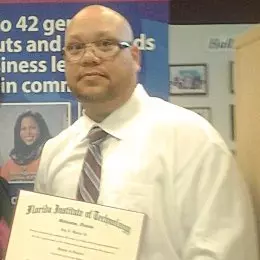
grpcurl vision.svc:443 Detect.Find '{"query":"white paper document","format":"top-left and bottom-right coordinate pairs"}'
top-left (6, 190), bottom-right (146, 260)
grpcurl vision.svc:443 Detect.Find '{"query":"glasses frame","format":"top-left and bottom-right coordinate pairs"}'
top-left (62, 39), bottom-right (132, 62)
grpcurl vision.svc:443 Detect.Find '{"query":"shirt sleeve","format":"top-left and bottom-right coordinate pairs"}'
top-left (181, 143), bottom-right (259, 260)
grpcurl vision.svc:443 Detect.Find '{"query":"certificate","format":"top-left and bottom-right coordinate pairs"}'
top-left (5, 190), bottom-right (146, 260)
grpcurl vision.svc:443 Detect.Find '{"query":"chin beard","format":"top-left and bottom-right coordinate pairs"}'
top-left (77, 93), bottom-right (106, 103)
top-left (76, 89), bottom-right (114, 103)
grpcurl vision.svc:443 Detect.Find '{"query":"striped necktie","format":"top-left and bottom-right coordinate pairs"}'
top-left (77, 126), bottom-right (108, 203)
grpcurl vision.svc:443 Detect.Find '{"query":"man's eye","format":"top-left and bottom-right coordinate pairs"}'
top-left (67, 44), bottom-right (84, 51)
top-left (97, 40), bottom-right (115, 49)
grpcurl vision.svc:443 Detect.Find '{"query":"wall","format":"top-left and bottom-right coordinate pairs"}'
top-left (168, 24), bottom-right (253, 150)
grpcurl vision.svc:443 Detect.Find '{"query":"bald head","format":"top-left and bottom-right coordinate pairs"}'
top-left (64, 4), bottom-right (141, 120)
top-left (66, 5), bottom-right (134, 42)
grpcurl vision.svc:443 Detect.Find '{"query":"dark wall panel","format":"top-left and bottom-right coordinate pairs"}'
top-left (170, 0), bottom-right (260, 24)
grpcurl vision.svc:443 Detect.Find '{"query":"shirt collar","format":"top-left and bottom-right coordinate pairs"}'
top-left (78, 84), bottom-right (150, 141)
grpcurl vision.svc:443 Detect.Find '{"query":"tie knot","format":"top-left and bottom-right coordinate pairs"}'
top-left (88, 126), bottom-right (108, 145)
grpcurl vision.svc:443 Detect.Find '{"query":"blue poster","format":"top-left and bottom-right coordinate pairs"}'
top-left (0, 0), bottom-right (169, 205)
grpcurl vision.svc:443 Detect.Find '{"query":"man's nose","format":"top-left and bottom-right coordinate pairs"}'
top-left (80, 46), bottom-right (101, 65)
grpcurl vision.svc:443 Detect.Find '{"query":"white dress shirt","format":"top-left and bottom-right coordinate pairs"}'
top-left (35, 84), bottom-right (259, 260)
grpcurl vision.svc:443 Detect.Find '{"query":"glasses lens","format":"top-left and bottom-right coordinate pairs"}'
top-left (64, 40), bottom-right (122, 61)
top-left (65, 43), bottom-right (85, 61)
top-left (94, 40), bottom-right (119, 58)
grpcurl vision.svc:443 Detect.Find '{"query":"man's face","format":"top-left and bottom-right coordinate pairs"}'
top-left (64, 12), bottom-right (140, 104)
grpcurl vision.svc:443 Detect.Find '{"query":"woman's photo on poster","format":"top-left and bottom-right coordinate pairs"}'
top-left (0, 103), bottom-right (71, 183)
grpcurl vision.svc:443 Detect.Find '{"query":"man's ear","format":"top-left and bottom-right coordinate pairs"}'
top-left (131, 45), bottom-right (141, 72)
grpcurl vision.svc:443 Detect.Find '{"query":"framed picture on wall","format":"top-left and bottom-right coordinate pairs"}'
top-left (185, 107), bottom-right (212, 122)
top-left (230, 104), bottom-right (236, 141)
top-left (229, 61), bottom-right (235, 94)
top-left (169, 63), bottom-right (208, 95)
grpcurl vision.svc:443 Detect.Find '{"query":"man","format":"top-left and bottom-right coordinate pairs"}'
top-left (34, 5), bottom-right (259, 260)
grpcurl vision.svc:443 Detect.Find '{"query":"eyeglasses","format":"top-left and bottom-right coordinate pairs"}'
top-left (62, 39), bottom-right (132, 62)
